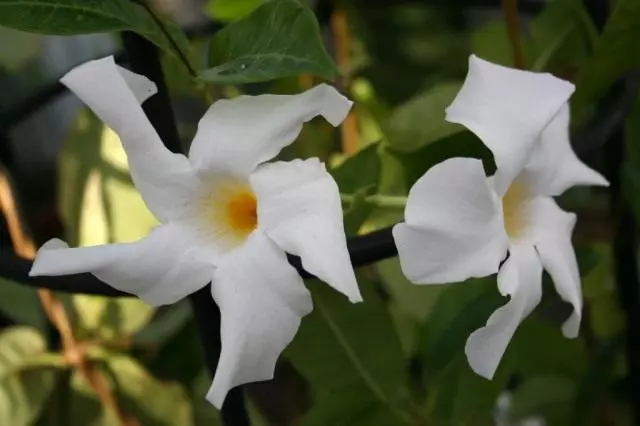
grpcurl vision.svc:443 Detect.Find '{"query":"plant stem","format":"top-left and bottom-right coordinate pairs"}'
top-left (341, 193), bottom-right (407, 209)
top-left (501, 0), bottom-right (525, 69)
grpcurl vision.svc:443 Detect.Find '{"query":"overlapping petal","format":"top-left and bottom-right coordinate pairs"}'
top-left (445, 55), bottom-right (575, 195)
top-left (29, 224), bottom-right (213, 306)
top-left (188, 84), bottom-right (352, 175)
top-left (251, 158), bottom-right (362, 302)
top-left (521, 105), bottom-right (609, 196)
top-left (393, 157), bottom-right (508, 284)
top-left (61, 56), bottom-right (199, 222)
top-left (207, 232), bottom-right (313, 408)
top-left (465, 243), bottom-right (543, 379)
top-left (525, 197), bottom-right (583, 338)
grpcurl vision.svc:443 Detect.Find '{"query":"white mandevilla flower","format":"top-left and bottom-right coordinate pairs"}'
top-left (393, 55), bottom-right (608, 379)
top-left (29, 56), bottom-right (362, 407)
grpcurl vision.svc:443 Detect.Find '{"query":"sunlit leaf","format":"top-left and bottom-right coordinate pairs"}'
top-left (204, 0), bottom-right (264, 22)
top-left (201, 0), bottom-right (337, 84)
top-left (0, 277), bottom-right (46, 331)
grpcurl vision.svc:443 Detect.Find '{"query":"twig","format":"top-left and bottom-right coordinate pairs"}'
top-left (501, 0), bottom-right (526, 69)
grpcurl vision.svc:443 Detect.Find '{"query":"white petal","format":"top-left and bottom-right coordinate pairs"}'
top-left (29, 223), bottom-right (212, 306)
top-left (445, 55), bottom-right (575, 195)
top-left (188, 84), bottom-right (352, 175)
top-left (521, 104), bottom-right (609, 196)
top-left (207, 231), bottom-right (312, 408)
top-left (392, 157), bottom-right (508, 284)
top-left (525, 197), bottom-right (582, 338)
top-left (465, 243), bottom-right (542, 379)
top-left (251, 158), bottom-right (361, 302)
top-left (61, 56), bottom-right (199, 222)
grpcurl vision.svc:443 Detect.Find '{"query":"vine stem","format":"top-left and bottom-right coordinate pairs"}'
top-left (341, 193), bottom-right (407, 209)
top-left (501, 0), bottom-right (525, 69)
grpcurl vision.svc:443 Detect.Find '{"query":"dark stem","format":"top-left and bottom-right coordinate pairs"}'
top-left (501, 0), bottom-right (525, 69)
top-left (120, 31), bottom-right (249, 426)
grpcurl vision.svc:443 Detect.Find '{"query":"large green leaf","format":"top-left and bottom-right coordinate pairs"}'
top-left (0, 327), bottom-right (60, 426)
top-left (511, 376), bottom-right (576, 426)
top-left (201, 0), bottom-right (337, 84)
top-left (0, 0), bottom-right (190, 64)
top-left (286, 279), bottom-right (410, 425)
top-left (383, 82), bottom-right (463, 153)
top-left (572, 0), bottom-right (640, 122)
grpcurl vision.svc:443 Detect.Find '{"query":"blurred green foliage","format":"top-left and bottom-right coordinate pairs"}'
top-left (0, 0), bottom-right (637, 424)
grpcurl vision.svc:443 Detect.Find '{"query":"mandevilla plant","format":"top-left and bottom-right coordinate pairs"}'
top-left (0, 0), bottom-right (638, 426)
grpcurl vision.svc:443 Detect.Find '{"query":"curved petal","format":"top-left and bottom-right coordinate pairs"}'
top-left (61, 56), bottom-right (199, 222)
top-left (188, 84), bottom-right (352, 175)
top-left (525, 197), bottom-right (582, 338)
top-left (207, 231), bottom-right (313, 408)
top-left (521, 104), bottom-right (609, 196)
top-left (392, 157), bottom-right (508, 284)
top-left (29, 223), bottom-right (213, 306)
top-left (445, 55), bottom-right (575, 195)
top-left (465, 243), bottom-right (542, 379)
top-left (251, 158), bottom-right (361, 302)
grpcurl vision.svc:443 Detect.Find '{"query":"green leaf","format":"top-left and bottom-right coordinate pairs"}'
top-left (132, 302), bottom-right (192, 346)
top-left (201, 0), bottom-right (337, 84)
top-left (106, 354), bottom-right (193, 426)
top-left (0, 0), bottom-right (190, 65)
top-left (0, 327), bottom-right (59, 426)
top-left (383, 82), bottom-right (463, 152)
top-left (420, 277), bottom-right (502, 377)
top-left (572, 0), bottom-right (640, 122)
top-left (0, 277), bottom-right (46, 331)
top-left (204, 0), bottom-right (264, 22)
top-left (286, 279), bottom-right (410, 425)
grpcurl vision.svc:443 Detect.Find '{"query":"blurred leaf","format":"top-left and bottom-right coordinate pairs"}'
top-left (420, 277), bottom-right (502, 378)
top-left (390, 131), bottom-right (495, 189)
top-left (106, 354), bottom-right (193, 426)
top-left (472, 21), bottom-right (515, 67)
top-left (204, 0), bottom-right (263, 22)
top-left (202, 0), bottom-right (337, 84)
top-left (191, 369), bottom-right (222, 425)
top-left (377, 258), bottom-right (444, 324)
top-left (511, 376), bottom-right (576, 426)
top-left (0, 327), bottom-right (59, 426)
top-left (59, 111), bottom-right (156, 341)
top-left (573, 0), bottom-right (640, 121)
top-left (0, 277), bottom-right (46, 331)
top-left (342, 187), bottom-right (376, 236)
top-left (0, 26), bottom-right (40, 71)
top-left (287, 279), bottom-right (409, 425)
top-left (384, 82), bottom-right (463, 152)
top-left (132, 302), bottom-right (192, 346)
top-left (0, 0), bottom-right (190, 65)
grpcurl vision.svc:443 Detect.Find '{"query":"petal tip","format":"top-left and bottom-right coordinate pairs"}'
top-left (315, 84), bottom-right (353, 127)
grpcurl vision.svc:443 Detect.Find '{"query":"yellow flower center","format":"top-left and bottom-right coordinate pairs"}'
top-left (226, 191), bottom-right (258, 236)
top-left (502, 181), bottom-right (529, 239)
top-left (200, 178), bottom-right (258, 250)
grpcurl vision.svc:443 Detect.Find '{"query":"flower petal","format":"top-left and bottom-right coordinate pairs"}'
top-left (251, 158), bottom-right (361, 302)
top-left (445, 55), bottom-right (575, 195)
top-left (188, 84), bottom-right (352, 175)
top-left (207, 231), bottom-right (312, 408)
top-left (521, 104), bottom-right (609, 196)
top-left (61, 56), bottom-right (198, 222)
top-left (29, 223), bottom-right (212, 306)
top-left (465, 243), bottom-right (542, 379)
top-left (392, 157), bottom-right (508, 284)
top-left (525, 197), bottom-right (582, 338)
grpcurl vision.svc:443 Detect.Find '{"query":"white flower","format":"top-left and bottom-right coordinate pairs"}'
top-left (29, 56), bottom-right (362, 407)
top-left (393, 55), bottom-right (608, 379)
